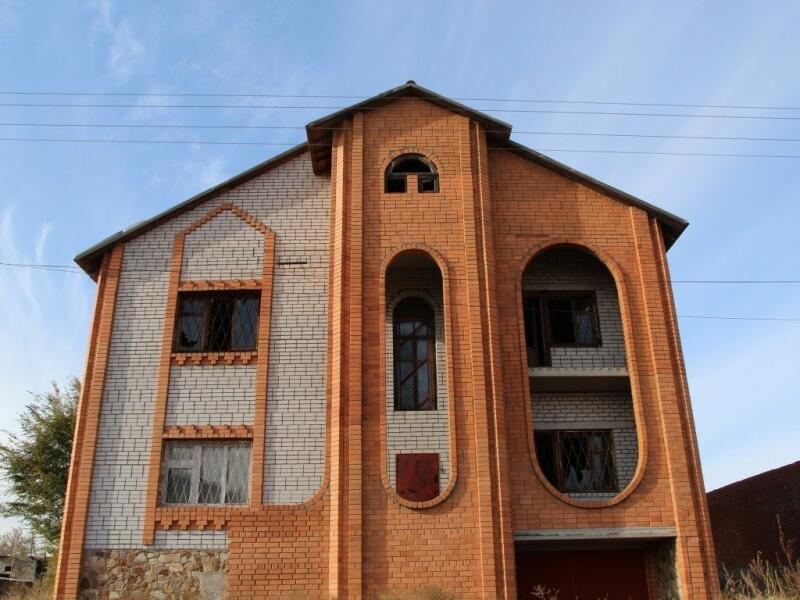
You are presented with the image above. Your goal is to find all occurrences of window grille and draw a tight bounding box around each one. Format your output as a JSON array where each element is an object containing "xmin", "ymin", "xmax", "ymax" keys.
[
  {"xmin": 173, "ymin": 291, "xmax": 260, "ymax": 352},
  {"xmin": 534, "ymin": 430, "xmax": 618, "ymax": 493},
  {"xmin": 161, "ymin": 441, "xmax": 251, "ymax": 505}
]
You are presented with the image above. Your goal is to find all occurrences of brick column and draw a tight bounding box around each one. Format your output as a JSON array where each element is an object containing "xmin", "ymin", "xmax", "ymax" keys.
[
  {"xmin": 628, "ymin": 209, "xmax": 719, "ymax": 599},
  {"xmin": 472, "ymin": 123, "xmax": 517, "ymax": 599},
  {"xmin": 457, "ymin": 117, "xmax": 499, "ymax": 599},
  {"xmin": 54, "ymin": 245, "xmax": 124, "ymax": 600}
]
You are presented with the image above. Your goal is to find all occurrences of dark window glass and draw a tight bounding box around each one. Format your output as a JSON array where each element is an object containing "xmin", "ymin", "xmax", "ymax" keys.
[
  {"xmin": 386, "ymin": 176, "xmax": 406, "ymax": 193},
  {"xmin": 547, "ymin": 298, "xmax": 575, "ymax": 344},
  {"xmin": 522, "ymin": 292, "xmax": 600, "ymax": 366},
  {"xmin": 534, "ymin": 430, "xmax": 617, "ymax": 493},
  {"xmin": 173, "ymin": 292, "xmax": 260, "ymax": 352},
  {"xmin": 393, "ymin": 298, "xmax": 437, "ymax": 411},
  {"xmin": 385, "ymin": 154, "xmax": 439, "ymax": 194}
]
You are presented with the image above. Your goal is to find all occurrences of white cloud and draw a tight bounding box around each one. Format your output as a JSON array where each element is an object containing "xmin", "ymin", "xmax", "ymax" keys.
[
  {"xmin": 106, "ymin": 18, "xmax": 144, "ymax": 82},
  {"xmin": 87, "ymin": 0, "xmax": 146, "ymax": 82}
]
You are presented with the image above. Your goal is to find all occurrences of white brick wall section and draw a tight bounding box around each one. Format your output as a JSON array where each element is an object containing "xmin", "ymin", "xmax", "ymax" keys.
[
  {"xmin": 181, "ymin": 210, "xmax": 264, "ymax": 280},
  {"xmin": 153, "ymin": 531, "xmax": 228, "ymax": 551},
  {"xmin": 85, "ymin": 153, "xmax": 329, "ymax": 550},
  {"xmin": 166, "ymin": 365, "xmax": 256, "ymax": 426},
  {"xmin": 385, "ymin": 269, "xmax": 450, "ymax": 490},
  {"xmin": 532, "ymin": 392, "xmax": 638, "ymax": 501},
  {"xmin": 523, "ymin": 247, "xmax": 627, "ymax": 369}
]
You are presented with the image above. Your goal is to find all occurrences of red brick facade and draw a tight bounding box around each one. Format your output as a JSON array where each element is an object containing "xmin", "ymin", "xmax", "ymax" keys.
[{"xmin": 56, "ymin": 83, "xmax": 718, "ymax": 599}]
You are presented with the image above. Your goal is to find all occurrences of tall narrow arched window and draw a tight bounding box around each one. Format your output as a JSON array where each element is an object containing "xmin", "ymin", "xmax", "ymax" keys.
[
  {"xmin": 385, "ymin": 154, "xmax": 439, "ymax": 193},
  {"xmin": 394, "ymin": 298, "xmax": 437, "ymax": 410}
]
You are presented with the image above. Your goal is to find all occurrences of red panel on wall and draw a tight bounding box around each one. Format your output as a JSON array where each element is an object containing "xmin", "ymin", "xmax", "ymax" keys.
[
  {"xmin": 515, "ymin": 548, "xmax": 650, "ymax": 600},
  {"xmin": 396, "ymin": 453, "xmax": 439, "ymax": 501}
]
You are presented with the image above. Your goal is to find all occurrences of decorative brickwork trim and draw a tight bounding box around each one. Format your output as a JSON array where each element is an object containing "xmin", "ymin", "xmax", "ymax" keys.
[
  {"xmin": 327, "ymin": 126, "xmax": 347, "ymax": 599},
  {"xmin": 162, "ymin": 424, "xmax": 254, "ymax": 439},
  {"xmin": 53, "ymin": 245, "xmax": 124, "ymax": 600},
  {"xmin": 472, "ymin": 123, "xmax": 516, "ymax": 598},
  {"xmin": 378, "ymin": 244, "xmax": 458, "ymax": 509},
  {"xmin": 178, "ymin": 279, "xmax": 262, "ymax": 291},
  {"xmin": 458, "ymin": 117, "xmax": 499, "ymax": 598},
  {"xmin": 513, "ymin": 238, "xmax": 649, "ymax": 509},
  {"xmin": 154, "ymin": 508, "xmax": 235, "ymax": 531},
  {"xmin": 142, "ymin": 203, "xmax": 277, "ymax": 545},
  {"xmin": 346, "ymin": 112, "xmax": 364, "ymax": 596},
  {"xmin": 648, "ymin": 216, "xmax": 720, "ymax": 598},
  {"xmin": 170, "ymin": 351, "xmax": 257, "ymax": 366},
  {"xmin": 250, "ymin": 231, "xmax": 275, "ymax": 505}
]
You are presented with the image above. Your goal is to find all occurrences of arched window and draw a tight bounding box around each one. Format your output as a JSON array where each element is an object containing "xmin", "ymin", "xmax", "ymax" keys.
[
  {"xmin": 385, "ymin": 154, "xmax": 439, "ymax": 193},
  {"xmin": 393, "ymin": 298, "xmax": 437, "ymax": 410}
]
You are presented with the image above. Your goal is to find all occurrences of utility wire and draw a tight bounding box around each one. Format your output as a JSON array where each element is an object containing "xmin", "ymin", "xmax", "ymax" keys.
[
  {"xmin": 2, "ymin": 262, "xmax": 799, "ymax": 284},
  {"xmin": 3, "ymin": 263, "xmax": 798, "ymax": 321},
  {"xmin": 1, "ymin": 90, "xmax": 799, "ymax": 112},
  {"xmin": 3, "ymin": 136, "xmax": 800, "ymax": 158},
  {"xmin": 4, "ymin": 122, "xmax": 800, "ymax": 144},
  {"xmin": 3, "ymin": 102, "xmax": 800, "ymax": 121}
]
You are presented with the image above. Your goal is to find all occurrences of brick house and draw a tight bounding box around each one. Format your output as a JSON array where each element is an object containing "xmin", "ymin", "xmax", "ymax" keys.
[
  {"xmin": 708, "ymin": 461, "xmax": 800, "ymax": 576},
  {"xmin": 53, "ymin": 82, "xmax": 719, "ymax": 599}
]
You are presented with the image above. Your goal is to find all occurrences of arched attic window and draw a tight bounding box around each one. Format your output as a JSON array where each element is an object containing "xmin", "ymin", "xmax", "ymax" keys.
[{"xmin": 385, "ymin": 154, "xmax": 439, "ymax": 194}]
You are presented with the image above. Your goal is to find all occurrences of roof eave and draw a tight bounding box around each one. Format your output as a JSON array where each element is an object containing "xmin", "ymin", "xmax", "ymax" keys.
[{"xmin": 74, "ymin": 143, "xmax": 309, "ymax": 277}]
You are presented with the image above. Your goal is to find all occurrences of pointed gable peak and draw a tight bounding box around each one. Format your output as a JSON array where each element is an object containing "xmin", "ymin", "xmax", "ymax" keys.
[{"xmin": 305, "ymin": 81, "xmax": 512, "ymax": 174}]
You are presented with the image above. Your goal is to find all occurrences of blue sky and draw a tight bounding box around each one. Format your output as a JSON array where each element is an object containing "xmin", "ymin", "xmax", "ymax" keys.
[{"xmin": 0, "ymin": 1, "xmax": 798, "ymax": 532}]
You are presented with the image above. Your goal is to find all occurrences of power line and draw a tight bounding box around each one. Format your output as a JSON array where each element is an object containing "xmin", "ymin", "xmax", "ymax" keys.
[
  {"xmin": 1, "ymin": 90, "xmax": 799, "ymax": 112},
  {"xmin": 4, "ymin": 122, "xmax": 800, "ymax": 144},
  {"xmin": 3, "ymin": 102, "xmax": 800, "ymax": 121},
  {"xmin": 3, "ymin": 263, "xmax": 798, "ymax": 321},
  {"xmin": 2, "ymin": 262, "xmax": 799, "ymax": 283},
  {"xmin": 4, "ymin": 136, "xmax": 800, "ymax": 158},
  {"xmin": 679, "ymin": 315, "xmax": 800, "ymax": 322}
]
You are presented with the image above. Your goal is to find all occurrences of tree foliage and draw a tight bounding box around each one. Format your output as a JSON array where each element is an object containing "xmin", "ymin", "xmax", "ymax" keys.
[{"xmin": 0, "ymin": 379, "xmax": 78, "ymax": 549}]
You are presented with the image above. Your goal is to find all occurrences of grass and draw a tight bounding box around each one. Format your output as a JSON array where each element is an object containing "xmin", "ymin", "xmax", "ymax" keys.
[{"xmin": 722, "ymin": 532, "xmax": 800, "ymax": 600}]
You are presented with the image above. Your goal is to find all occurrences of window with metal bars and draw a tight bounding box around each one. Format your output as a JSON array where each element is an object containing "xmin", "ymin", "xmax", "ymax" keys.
[
  {"xmin": 161, "ymin": 441, "xmax": 250, "ymax": 505},
  {"xmin": 173, "ymin": 291, "xmax": 260, "ymax": 352},
  {"xmin": 534, "ymin": 430, "xmax": 618, "ymax": 493},
  {"xmin": 385, "ymin": 154, "xmax": 439, "ymax": 193},
  {"xmin": 393, "ymin": 298, "xmax": 437, "ymax": 411},
  {"xmin": 523, "ymin": 292, "xmax": 600, "ymax": 366}
]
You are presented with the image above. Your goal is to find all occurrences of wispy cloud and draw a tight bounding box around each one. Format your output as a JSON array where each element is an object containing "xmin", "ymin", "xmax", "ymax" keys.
[{"xmin": 87, "ymin": 0, "xmax": 145, "ymax": 82}]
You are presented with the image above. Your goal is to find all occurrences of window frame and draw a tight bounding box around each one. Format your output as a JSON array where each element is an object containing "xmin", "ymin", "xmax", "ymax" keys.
[
  {"xmin": 172, "ymin": 291, "xmax": 261, "ymax": 353},
  {"xmin": 534, "ymin": 429, "xmax": 618, "ymax": 494},
  {"xmin": 523, "ymin": 291, "xmax": 602, "ymax": 366},
  {"xmin": 160, "ymin": 441, "xmax": 251, "ymax": 506},
  {"xmin": 384, "ymin": 154, "xmax": 439, "ymax": 194},
  {"xmin": 392, "ymin": 298, "xmax": 438, "ymax": 411}
]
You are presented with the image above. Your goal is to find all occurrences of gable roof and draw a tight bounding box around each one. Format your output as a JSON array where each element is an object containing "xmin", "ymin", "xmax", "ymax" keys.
[
  {"xmin": 306, "ymin": 80, "xmax": 513, "ymax": 174},
  {"xmin": 75, "ymin": 82, "xmax": 687, "ymax": 276}
]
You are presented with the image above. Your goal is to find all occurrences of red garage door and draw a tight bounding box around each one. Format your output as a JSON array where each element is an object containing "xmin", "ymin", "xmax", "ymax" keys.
[{"xmin": 515, "ymin": 548, "xmax": 650, "ymax": 600}]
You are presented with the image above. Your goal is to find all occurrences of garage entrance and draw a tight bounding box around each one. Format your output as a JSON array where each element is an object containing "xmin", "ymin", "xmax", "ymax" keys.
[{"xmin": 515, "ymin": 547, "xmax": 650, "ymax": 600}]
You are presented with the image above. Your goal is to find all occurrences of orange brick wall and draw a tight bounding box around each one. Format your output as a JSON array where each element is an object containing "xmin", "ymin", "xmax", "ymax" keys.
[{"xmin": 58, "ymin": 95, "xmax": 718, "ymax": 599}]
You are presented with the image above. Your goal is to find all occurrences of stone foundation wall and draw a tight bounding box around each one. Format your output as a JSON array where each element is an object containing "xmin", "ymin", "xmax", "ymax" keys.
[{"xmin": 80, "ymin": 550, "xmax": 227, "ymax": 600}]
